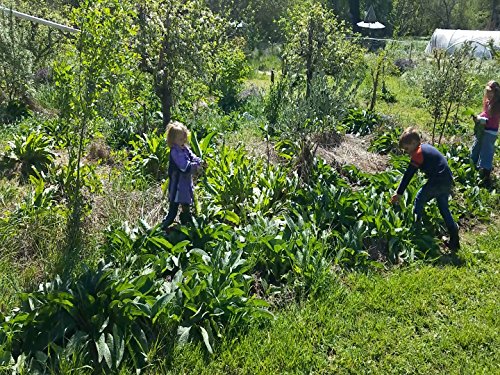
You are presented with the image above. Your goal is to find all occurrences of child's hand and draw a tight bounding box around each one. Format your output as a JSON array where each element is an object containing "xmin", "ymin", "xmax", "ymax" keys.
[
  {"xmin": 390, "ymin": 194, "xmax": 401, "ymax": 205},
  {"xmin": 201, "ymin": 160, "xmax": 208, "ymax": 169}
]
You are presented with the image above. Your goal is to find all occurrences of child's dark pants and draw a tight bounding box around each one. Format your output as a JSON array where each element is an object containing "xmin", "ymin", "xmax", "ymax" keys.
[
  {"xmin": 414, "ymin": 181, "xmax": 459, "ymax": 249},
  {"xmin": 161, "ymin": 202, "xmax": 192, "ymax": 229}
]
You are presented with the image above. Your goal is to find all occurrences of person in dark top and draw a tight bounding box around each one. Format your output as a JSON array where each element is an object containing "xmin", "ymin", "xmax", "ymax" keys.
[{"xmin": 391, "ymin": 127, "xmax": 460, "ymax": 251}]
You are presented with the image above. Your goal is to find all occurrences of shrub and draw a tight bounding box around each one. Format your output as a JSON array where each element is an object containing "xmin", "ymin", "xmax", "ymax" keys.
[
  {"xmin": 0, "ymin": 132, "xmax": 55, "ymax": 178},
  {"xmin": 127, "ymin": 132, "xmax": 170, "ymax": 181},
  {"xmin": 339, "ymin": 108, "xmax": 381, "ymax": 136},
  {"xmin": 0, "ymin": 100, "xmax": 32, "ymax": 124}
]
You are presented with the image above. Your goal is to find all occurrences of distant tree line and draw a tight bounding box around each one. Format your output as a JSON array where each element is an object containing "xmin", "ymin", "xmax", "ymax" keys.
[{"xmin": 2, "ymin": 0, "xmax": 499, "ymax": 46}]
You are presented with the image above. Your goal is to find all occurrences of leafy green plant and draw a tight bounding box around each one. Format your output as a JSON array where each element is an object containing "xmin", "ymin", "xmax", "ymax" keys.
[
  {"xmin": 240, "ymin": 214, "xmax": 290, "ymax": 286},
  {"xmin": 421, "ymin": 46, "xmax": 475, "ymax": 144},
  {"xmin": 210, "ymin": 38, "xmax": 250, "ymax": 112},
  {"xmin": 0, "ymin": 100, "xmax": 32, "ymax": 124},
  {"xmin": 0, "ymin": 261, "xmax": 162, "ymax": 372},
  {"xmin": 172, "ymin": 243, "xmax": 272, "ymax": 354},
  {"xmin": 265, "ymin": 1, "xmax": 365, "ymax": 178},
  {"xmin": 339, "ymin": 107, "xmax": 381, "ymax": 136},
  {"xmin": 104, "ymin": 219, "xmax": 185, "ymax": 272},
  {"xmin": 369, "ymin": 124, "xmax": 403, "ymax": 155},
  {"xmin": 0, "ymin": 172, "xmax": 65, "ymax": 253},
  {"xmin": 127, "ymin": 132, "xmax": 170, "ymax": 181},
  {"xmin": 201, "ymin": 145, "xmax": 258, "ymax": 219},
  {"xmin": 14, "ymin": 173, "xmax": 58, "ymax": 216},
  {"xmin": 281, "ymin": 214, "xmax": 332, "ymax": 297},
  {"xmin": 1, "ymin": 132, "xmax": 55, "ymax": 178},
  {"xmin": 48, "ymin": 162, "xmax": 102, "ymax": 205}
]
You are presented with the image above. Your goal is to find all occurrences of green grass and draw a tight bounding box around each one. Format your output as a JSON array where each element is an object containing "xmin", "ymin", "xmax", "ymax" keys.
[
  {"xmin": 355, "ymin": 51, "xmax": 500, "ymax": 140},
  {"xmin": 155, "ymin": 224, "xmax": 500, "ymax": 374},
  {"xmin": 370, "ymin": 74, "xmax": 433, "ymax": 127}
]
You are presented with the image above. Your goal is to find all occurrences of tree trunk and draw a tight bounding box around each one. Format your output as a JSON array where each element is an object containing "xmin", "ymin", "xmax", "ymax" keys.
[
  {"xmin": 156, "ymin": 38, "xmax": 173, "ymax": 129},
  {"xmin": 492, "ymin": 0, "xmax": 499, "ymax": 29},
  {"xmin": 349, "ymin": 0, "xmax": 360, "ymax": 32},
  {"xmin": 160, "ymin": 79, "xmax": 173, "ymax": 129},
  {"xmin": 370, "ymin": 58, "xmax": 383, "ymax": 112},
  {"xmin": 305, "ymin": 18, "xmax": 314, "ymax": 99},
  {"xmin": 306, "ymin": 19, "xmax": 314, "ymax": 98}
]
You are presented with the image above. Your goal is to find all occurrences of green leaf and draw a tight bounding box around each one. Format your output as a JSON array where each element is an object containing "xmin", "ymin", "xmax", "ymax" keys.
[
  {"xmin": 190, "ymin": 132, "xmax": 202, "ymax": 158},
  {"xmin": 251, "ymin": 308, "xmax": 275, "ymax": 320},
  {"xmin": 219, "ymin": 210, "xmax": 240, "ymax": 225},
  {"xmin": 131, "ymin": 325, "xmax": 149, "ymax": 354},
  {"xmin": 34, "ymin": 351, "xmax": 48, "ymax": 364},
  {"xmin": 111, "ymin": 324, "xmax": 125, "ymax": 368},
  {"xmin": 0, "ymin": 349, "xmax": 12, "ymax": 366},
  {"xmin": 177, "ymin": 325, "xmax": 191, "ymax": 345},
  {"xmin": 200, "ymin": 131, "xmax": 216, "ymax": 154},
  {"xmin": 171, "ymin": 240, "xmax": 190, "ymax": 254},
  {"xmin": 200, "ymin": 326, "xmax": 213, "ymax": 354},
  {"xmin": 151, "ymin": 293, "xmax": 175, "ymax": 323},
  {"xmin": 105, "ymin": 333, "xmax": 115, "ymax": 368},
  {"xmin": 223, "ymin": 287, "xmax": 245, "ymax": 298},
  {"xmin": 98, "ymin": 317, "xmax": 110, "ymax": 333},
  {"xmin": 66, "ymin": 331, "xmax": 89, "ymax": 353},
  {"xmin": 96, "ymin": 333, "xmax": 112, "ymax": 368}
]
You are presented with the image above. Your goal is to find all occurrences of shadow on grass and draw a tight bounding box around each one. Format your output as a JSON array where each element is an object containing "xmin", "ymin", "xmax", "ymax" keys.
[{"xmin": 435, "ymin": 252, "xmax": 465, "ymax": 267}]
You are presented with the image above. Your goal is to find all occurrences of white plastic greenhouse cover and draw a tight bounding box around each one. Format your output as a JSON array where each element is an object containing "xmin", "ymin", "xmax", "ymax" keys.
[{"xmin": 425, "ymin": 29, "xmax": 500, "ymax": 58}]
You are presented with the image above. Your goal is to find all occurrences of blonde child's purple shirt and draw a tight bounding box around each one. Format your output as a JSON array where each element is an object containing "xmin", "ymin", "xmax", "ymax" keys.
[{"xmin": 168, "ymin": 144, "xmax": 202, "ymax": 204}]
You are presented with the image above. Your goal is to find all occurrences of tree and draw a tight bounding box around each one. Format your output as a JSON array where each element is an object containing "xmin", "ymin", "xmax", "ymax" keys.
[
  {"xmin": 245, "ymin": 0, "xmax": 291, "ymax": 45},
  {"xmin": 421, "ymin": 46, "xmax": 475, "ymax": 144},
  {"xmin": 0, "ymin": 1, "xmax": 68, "ymax": 107},
  {"xmin": 52, "ymin": 0, "xmax": 140, "ymax": 262},
  {"xmin": 269, "ymin": 0, "xmax": 366, "ymax": 179},
  {"xmin": 136, "ymin": 0, "xmax": 225, "ymax": 128},
  {"xmin": 388, "ymin": 0, "xmax": 422, "ymax": 36},
  {"xmin": 280, "ymin": 0, "xmax": 364, "ymax": 99},
  {"xmin": 491, "ymin": 0, "xmax": 500, "ymax": 28},
  {"xmin": 348, "ymin": 0, "xmax": 361, "ymax": 32}
]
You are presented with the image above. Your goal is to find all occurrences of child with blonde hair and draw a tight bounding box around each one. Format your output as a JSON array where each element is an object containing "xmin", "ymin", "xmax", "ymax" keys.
[
  {"xmin": 391, "ymin": 127, "xmax": 460, "ymax": 251},
  {"xmin": 471, "ymin": 80, "xmax": 500, "ymax": 185},
  {"xmin": 161, "ymin": 121, "xmax": 203, "ymax": 230}
]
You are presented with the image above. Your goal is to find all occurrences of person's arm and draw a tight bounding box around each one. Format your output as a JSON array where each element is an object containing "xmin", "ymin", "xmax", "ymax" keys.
[
  {"xmin": 171, "ymin": 147, "xmax": 196, "ymax": 174},
  {"xmin": 486, "ymin": 111, "xmax": 500, "ymax": 130},
  {"xmin": 397, "ymin": 164, "xmax": 418, "ymax": 195},
  {"xmin": 186, "ymin": 146, "xmax": 202, "ymax": 166},
  {"xmin": 391, "ymin": 163, "xmax": 418, "ymax": 204}
]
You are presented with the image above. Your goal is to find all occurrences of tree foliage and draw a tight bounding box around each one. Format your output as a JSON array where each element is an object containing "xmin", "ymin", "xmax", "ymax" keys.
[
  {"xmin": 136, "ymin": 0, "xmax": 225, "ymax": 127},
  {"xmin": 270, "ymin": 0, "xmax": 365, "ymax": 135},
  {"xmin": 52, "ymin": 0, "xmax": 140, "ymax": 256},
  {"xmin": 420, "ymin": 45, "xmax": 476, "ymax": 144},
  {"xmin": 0, "ymin": 1, "xmax": 68, "ymax": 107}
]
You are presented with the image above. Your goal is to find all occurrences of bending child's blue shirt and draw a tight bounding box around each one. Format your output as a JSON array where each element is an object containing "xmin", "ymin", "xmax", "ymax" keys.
[{"xmin": 397, "ymin": 143, "xmax": 453, "ymax": 195}]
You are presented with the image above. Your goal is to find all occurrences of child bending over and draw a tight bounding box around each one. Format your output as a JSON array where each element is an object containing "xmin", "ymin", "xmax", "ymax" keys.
[{"xmin": 391, "ymin": 127, "xmax": 460, "ymax": 251}]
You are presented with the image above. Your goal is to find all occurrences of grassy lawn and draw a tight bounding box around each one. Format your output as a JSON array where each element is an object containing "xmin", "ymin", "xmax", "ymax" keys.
[{"xmin": 161, "ymin": 224, "xmax": 500, "ymax": 374}]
